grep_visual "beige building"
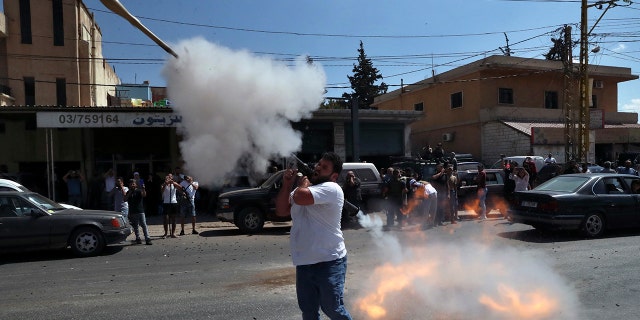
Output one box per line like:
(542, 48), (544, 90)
(372, 55), (639, 165)
(0, 0), (120, 107)
(0, 0), (418, 208)
(0, 0), (132, 203)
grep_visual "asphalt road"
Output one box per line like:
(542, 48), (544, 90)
(1, 211), (640, 320)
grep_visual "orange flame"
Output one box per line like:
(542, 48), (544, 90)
(400, 184), (427, 216)
(356, 260), (438, 319)
(462, 194), (511, 218)
(479, 284), (559, 319)
(355, 245), (565, 319)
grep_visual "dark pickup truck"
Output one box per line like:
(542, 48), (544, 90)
(216, 163), (383, 233)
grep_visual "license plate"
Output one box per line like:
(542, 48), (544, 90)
(522, 201), (537, 208)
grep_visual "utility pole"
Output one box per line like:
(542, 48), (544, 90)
(562, 25), (576, 162)
(576, 0), (629, 162)
(578, 0), (589, 162)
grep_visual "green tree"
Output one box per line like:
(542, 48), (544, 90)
(342, 41), (388, 109)
(320, 98), (348, 109)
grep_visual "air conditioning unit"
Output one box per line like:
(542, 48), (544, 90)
(442, 133), (454, 142)
(593, 80), (604, 89)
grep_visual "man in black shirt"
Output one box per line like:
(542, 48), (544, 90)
(126, 179), (152, 245)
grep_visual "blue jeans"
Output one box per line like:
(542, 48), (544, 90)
(120, 204), (129, 220)
(296, 257), (352, 320)
(423, 194), (437, 225)
(129, 213), (151, 241)
(449, 190), (458, 220)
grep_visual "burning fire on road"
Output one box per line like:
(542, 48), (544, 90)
(355, 213), (580, 320)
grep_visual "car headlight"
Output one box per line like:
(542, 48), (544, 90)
(219, 198), (230, 209)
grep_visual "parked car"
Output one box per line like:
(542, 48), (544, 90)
(0, 178), (30, 192)
(336, 162), (384, 210)
(456, 169), (508, 214)
(216, 162), (383, 233)
(0, 191), (131, 256)
(391, 153), (477, 181)
(0, 178), (82, 210)
(456, 161), (481, 172)
(509, 173), (640, 237)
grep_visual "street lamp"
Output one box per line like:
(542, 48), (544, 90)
(99, 0), (178, 58)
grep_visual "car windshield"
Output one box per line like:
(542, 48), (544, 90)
(24, 193), (67, 212)
(534, 176), (590, 193)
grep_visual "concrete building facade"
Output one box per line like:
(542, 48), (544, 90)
(372, 55), (639, 165)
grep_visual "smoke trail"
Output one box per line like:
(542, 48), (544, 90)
(162, 37), (326, 185)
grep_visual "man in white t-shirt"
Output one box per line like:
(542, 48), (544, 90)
(544, 153), (557, 165)
(275, 152), (352, 320)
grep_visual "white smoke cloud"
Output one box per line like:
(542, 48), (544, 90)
(162, 37), (326, 185)
(355, 215), (581, 319)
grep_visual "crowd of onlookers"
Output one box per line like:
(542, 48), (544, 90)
(375, 160), (464, 231)
(372, 151), (640, 231)
(68, 167), (201, 245)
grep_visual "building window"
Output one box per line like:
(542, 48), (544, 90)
(545, 91), (558, 109)
(56, 78), (67, 106)
(498, 88), (514, 104)
(52, 0), (64, 46)
(24, 77), (35, 106)
(450, 92), (463, 109)
(414, 102), (424, 111)
(593, 80), (603, 89)
(19, 0), (32, 44)
(591, 95), (598, 108)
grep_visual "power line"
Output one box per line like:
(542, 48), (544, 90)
(89, 6), (571, 40)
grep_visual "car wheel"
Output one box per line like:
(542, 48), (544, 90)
(236, 207), (265, 233)
(70, 227), (105, 257)
(582, 212), (605, 238)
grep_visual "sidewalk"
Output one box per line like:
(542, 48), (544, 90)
(126, 213), (236, 240)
